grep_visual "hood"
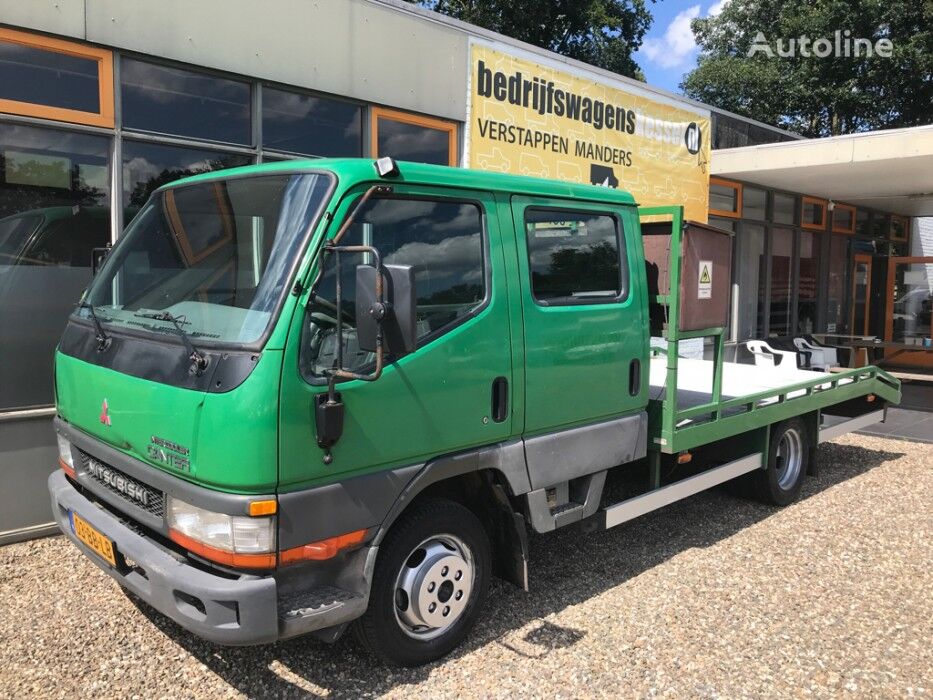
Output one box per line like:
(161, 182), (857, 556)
(54, 350), (281, 493)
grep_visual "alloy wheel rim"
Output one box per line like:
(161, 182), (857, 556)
(393, 534), (474, 640)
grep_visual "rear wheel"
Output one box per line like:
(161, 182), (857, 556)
(353, 498), (490, 666)
(750, 418), (809, 506)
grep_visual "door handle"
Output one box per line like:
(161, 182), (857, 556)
(491, 376), (508, 423)
(629, 359), (640, 396)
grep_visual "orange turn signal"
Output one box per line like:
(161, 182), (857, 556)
(248, 499), (277, 516)
(866, 394), (876, 403)
(168, 529), (277, 569)
(59, 457), (76, 480)
(677, 452), (693, 465)
(279, 529), (368, 565)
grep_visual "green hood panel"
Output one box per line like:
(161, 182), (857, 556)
(55, 350), (282, 493)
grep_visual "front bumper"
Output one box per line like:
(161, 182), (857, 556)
(49, 470), (370, 645)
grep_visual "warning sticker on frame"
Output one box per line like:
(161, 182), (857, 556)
(698, 260), (712, 299)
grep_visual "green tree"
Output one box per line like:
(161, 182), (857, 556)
(405, 0), (654, 80)
(681, 0), (932, 136)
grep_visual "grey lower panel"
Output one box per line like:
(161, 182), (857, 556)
(602, 452), (763, 529)
(818, 409), (885, 443)
(524, 412), (648, 491)
(0, 414), (57, 541)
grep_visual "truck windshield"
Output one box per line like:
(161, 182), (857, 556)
(82, 172), (331, 346)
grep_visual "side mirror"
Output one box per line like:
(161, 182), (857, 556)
(91, 245), (111, 275)
(356, 264), (417, 357)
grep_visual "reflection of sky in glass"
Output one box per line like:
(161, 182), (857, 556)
(377, 119), (450, 165)
(262, 87), (362, 157)
(121, 58), (251, 144)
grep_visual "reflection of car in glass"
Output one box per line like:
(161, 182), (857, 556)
(892, 287), (933, 340)
(0, 205), (110, 268)
(0, 205), (111, 409)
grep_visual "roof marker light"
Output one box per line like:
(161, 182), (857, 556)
(374, 157), (400, 178)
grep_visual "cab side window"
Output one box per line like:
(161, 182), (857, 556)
(524, 208), (627, 305)
(301, 196), (486, 379)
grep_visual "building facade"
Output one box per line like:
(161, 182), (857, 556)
(0, 0), (928, 543)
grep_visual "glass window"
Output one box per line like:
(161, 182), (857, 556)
(871, 213), (890, 239)
(0, 28), (113, 127)
(122, 140), (252, 212)
(801, 197), (826, 229)
(890, 215), (909, 241)
(373, 108), (456, 166)
(708, 216), (736, 233)
(742, 186), (767, 220)
(84, 173), (332, 346)
(709, 178), (740, 217)
(773, 193), (795, 224)
(826, 235), (850, 334)
(890, 259), (933, 345)
(121, 58), (251, 145)
(262, 87), (362, 157)
(855, 209), (871, 235)
(0, 123), (111, 410)
(832, 204), (855, 233)
(524, 209), (625, 304)
(797, 230), (820, 333)
(302, 196), (486, 376)
(733, 223), (766, 341)
(769, 227), (794, 336)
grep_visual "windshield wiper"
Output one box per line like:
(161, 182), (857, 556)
(77, 301), (112, 352)
(134, 311), (209, 376)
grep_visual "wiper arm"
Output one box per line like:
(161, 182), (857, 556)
(134, 311), (209, 376)
(77, 301), (112, 352)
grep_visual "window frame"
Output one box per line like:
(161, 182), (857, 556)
(801, 195), (828, 231)
(370, 106), (458, 166)
(708, 177), (743, 219)
(300, 189), (492, 384)
(831, 203), (856, 234)
(523, 205), (629, 307)
(0, 28), (114, 128)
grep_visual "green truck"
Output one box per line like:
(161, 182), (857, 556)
(49, 158), (900, 666)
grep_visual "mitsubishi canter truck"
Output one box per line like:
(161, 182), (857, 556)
(50, 158), (900, 666)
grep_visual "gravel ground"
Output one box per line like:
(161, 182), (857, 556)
(1, 433), (930, 699)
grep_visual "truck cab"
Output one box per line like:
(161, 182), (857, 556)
(50, 159), (651, 665)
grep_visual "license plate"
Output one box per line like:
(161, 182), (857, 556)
(71, 511), (117, 567)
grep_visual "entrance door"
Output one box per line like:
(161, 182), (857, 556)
(851, 254), (873, 335)
(509, 196), (646, 436)
(278, 185), (514, 490)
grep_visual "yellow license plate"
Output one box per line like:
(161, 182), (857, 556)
(72, 512), (117, 567)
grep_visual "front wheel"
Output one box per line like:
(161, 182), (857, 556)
(750, 418), (810, 506)
(353, 498), (491, 666)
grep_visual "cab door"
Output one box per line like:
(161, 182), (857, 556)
(278, 185), (514, 491)
(509, 196), (647, 437)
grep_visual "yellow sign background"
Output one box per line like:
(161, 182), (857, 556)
(467, 43), (711, 221)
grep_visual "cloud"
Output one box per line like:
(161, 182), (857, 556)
(640, 0), (730, 70)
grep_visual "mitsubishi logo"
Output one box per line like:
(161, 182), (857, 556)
(99, 399), (111, 426)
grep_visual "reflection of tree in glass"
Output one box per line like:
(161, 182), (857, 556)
(533, 240), (618, 298)
(128, 159), (230, 208)
(0, 154), (106, 217)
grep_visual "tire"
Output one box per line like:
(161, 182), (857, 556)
(352, 498), (491, 667)
(749, 418), (809, 506)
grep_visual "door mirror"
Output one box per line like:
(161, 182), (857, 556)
(91, 245), (111, 275)
(356, 264), (417, 357)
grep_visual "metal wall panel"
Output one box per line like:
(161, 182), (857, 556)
(0, 416), (58, 545)
(85, 0), (469, 122)
(0, 0), (86, 39)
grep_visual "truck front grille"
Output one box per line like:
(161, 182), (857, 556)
(77, 449), (166, 519)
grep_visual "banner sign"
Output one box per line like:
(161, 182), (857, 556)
(466, 42), (712, 221)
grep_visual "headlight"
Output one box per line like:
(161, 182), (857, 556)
(57, 434), (75, 471)
(167, 496), (276, 568)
